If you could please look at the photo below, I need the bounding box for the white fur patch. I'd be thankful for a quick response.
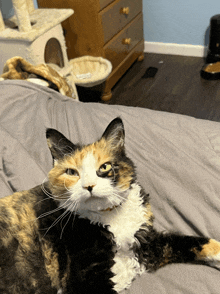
[81,152,97,189]
[111,251,145,292]
[101,184,147,248]
[85,183,148,292]
[106,184,147,292]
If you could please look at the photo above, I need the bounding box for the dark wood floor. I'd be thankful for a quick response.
[77,53,220,122]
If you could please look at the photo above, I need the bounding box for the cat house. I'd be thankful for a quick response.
[0,0,73,78]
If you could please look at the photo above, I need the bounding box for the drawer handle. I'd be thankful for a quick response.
[122,38,131,45]
[121,7,130,15]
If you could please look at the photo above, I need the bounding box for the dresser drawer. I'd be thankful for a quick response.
[101,0,142,43]
[104,13,143,69]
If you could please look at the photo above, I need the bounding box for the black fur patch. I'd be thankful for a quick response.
[140,187,150,205]
[35,184,116,294]
[134,227,209,271]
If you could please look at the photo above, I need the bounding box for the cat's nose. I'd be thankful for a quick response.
[84,185,95,192]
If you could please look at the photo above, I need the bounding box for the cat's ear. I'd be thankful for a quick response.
[46,129,76,161]
[101,117,125,150]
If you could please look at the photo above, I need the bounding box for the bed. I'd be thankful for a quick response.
[1,80,220,293]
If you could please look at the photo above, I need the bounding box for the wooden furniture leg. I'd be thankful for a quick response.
[137,53,144,62]
[101,91,112,101]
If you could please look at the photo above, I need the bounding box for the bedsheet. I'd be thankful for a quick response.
[1,80,220,293]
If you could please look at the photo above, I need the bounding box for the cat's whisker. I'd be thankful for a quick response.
[60,201,78,239]
[42,189,70,201]
[41,184,59,199]
[71,202,79,229]
[35,192,69,208]
[41,197,80,238]
[113,193,124,201]
[60,211,72,239]
[64,178,71,192]
[35,195,54,205]
[107,196,117,207]
[42,176,49,185]
[37,198,72,220]
[44,187,69,198]
[41,208,71,238]
[37,205,65,220]
[112,192,126,204]
[41,183,70,200]
[41,177,71,200]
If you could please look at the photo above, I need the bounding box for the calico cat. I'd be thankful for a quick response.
[1,117,220,294]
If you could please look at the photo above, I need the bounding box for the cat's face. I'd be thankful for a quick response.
[46,118,135,215]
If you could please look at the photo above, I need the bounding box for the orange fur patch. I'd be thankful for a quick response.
[41,239,60,289]
[194,239,220,259]
[159,244,173,267]
[145,203,154,226]
[117,161,134,190]
[0,190,47,289]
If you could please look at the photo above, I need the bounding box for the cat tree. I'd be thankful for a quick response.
[0,0,74,82]
[0,0,112,100]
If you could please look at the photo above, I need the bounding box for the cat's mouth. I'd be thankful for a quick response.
[99,205,120,212]
[83,195,123,213]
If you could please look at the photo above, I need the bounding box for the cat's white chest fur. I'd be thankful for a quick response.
[100,184,148,292]
[77,183,148,292]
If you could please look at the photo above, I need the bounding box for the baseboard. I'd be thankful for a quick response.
[144,41,208,57]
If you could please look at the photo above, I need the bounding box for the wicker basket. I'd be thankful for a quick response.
[69,56,112,87]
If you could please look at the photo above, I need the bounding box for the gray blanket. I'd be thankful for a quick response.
[1,80,220,293]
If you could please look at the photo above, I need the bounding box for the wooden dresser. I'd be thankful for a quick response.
[38,0,144,101]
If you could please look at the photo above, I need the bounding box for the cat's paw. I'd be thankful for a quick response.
[195,239,220,266]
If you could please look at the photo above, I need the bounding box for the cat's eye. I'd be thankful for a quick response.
[99,162,112,174]
[65,168,79,176]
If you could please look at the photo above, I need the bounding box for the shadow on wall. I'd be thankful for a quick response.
[205,26,210,47]
[203,26,210,61]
